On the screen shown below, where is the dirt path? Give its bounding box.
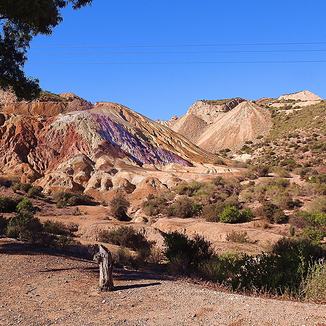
[0,241,325,326]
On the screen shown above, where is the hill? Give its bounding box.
[0,90,224,196]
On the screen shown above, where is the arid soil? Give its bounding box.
[0,239,325,326]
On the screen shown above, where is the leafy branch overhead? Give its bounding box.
[0,0,92,100]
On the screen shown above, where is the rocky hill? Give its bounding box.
[196,101,272,152]
[0,90,221,195]
[169,99,272,152]
[167,90,323,153]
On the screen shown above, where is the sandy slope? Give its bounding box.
[0,240,325,326]
[197,101,272,152]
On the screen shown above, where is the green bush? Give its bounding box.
[110,194,130,221]
[301,261,326,303]
[0,197,19,213]
[53,192,94,208]
[261,202,288,224]
[6,211,43,243]
[163,231,213,274]
[98,226,153,258]
[142,194,170,216]
[27,186,43,198]
[167,196,201,218]
[174,181,202,197]
[12,182,32,193]
[43,220,72,236]
[302,227,325,245]
[219,206,253,224]
[16,197,34,214]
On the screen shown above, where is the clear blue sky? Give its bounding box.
[25,0,326,120]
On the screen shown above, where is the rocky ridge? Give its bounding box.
[0,90,222,196]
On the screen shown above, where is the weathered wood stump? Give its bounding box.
[93,244,114,291]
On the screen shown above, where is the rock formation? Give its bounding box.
[0,90,219,194]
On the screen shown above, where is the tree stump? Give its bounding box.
[93,244,114,291]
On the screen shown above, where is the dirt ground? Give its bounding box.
[0,239,325,326]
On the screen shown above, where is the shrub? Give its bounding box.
[226,231,250,243]
[142,194,170,216]
[292,211,326,229]
[12,182,33,193]
[0,197,19,213]
[114,247,136,267]
[0,216,8,235]
[53,192,94,208]
[16,198,34,214]
[163,231,213,274]
[301,261,326,303]
[198,253,246,285]
[27,186,43,198]
[261,202,288,224]
[202,203,223,222]
[98,226,153,258]
[219,206,253,224]
[308,196,326,214]
[174,181,202,197]
[272,167,291,178]
[43,220,72,236]
[167,196,201,218]
[302,227,325,245]
[6,211,43,243]
[252,165,270,177]
[110,194,130,221]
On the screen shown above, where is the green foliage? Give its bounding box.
[98,226,153,258]
[301,261,326,303]
[219,206,253,224]
[16,197,34,214]
[261,202,288,224]
[43,220,72,236]
[53,192,94,208]
[302,227,325,245]
[110,194,130,221]
[0,0,92,99]
[142,193,171,216]
[163,231,213,274]
[6,211,42,242]
[252,165,270,177]
[199,238,325,295]
[174,181,202,197]
[167,196,201,218]
[27,186,43,198]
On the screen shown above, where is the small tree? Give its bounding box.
[163,231,213,274]
[16,197,34,214]
[6,211,43,243]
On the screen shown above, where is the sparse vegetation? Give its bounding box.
[110,194,130,221]
[98,226,153,259]
[219,206,253,224]
[53,192,94,208]
[226,230,250,243]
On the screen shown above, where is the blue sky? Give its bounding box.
[26,0,326,120]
